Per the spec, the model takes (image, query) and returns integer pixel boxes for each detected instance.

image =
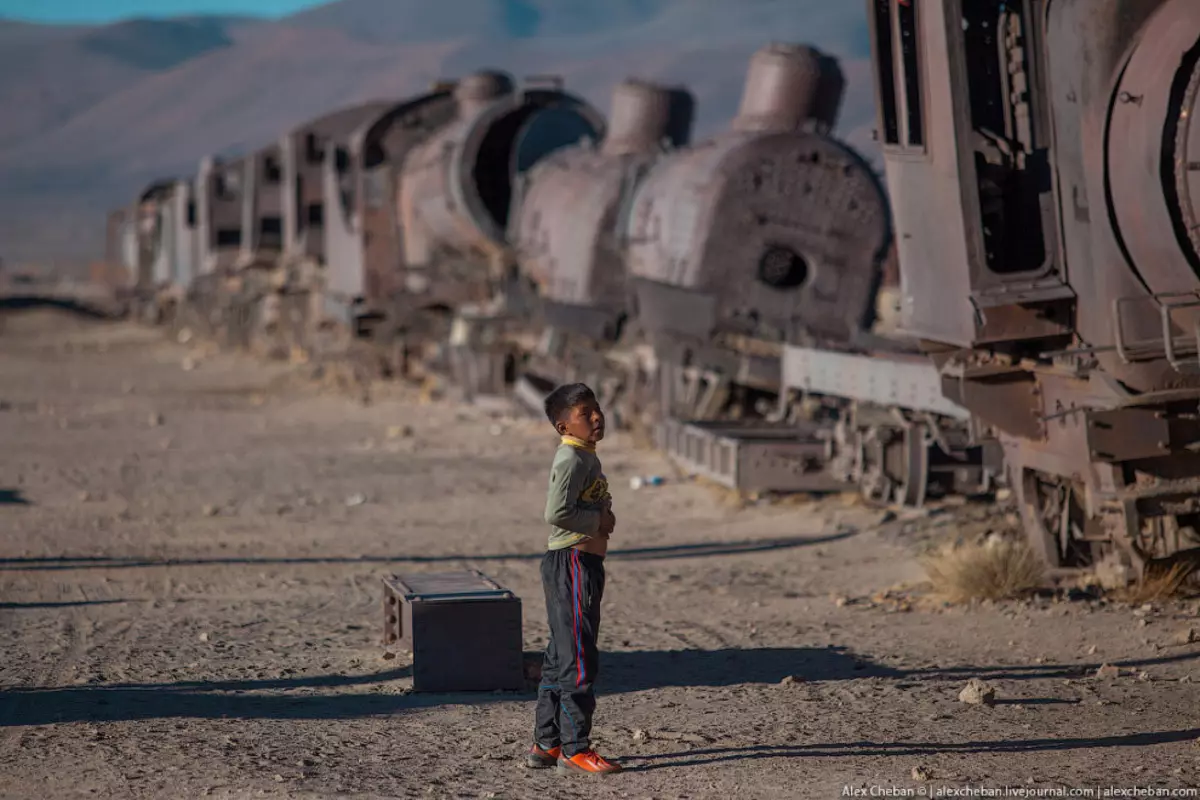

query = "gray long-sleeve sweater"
[543,436,611,550]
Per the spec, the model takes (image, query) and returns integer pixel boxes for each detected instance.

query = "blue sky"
[0,0,327,23]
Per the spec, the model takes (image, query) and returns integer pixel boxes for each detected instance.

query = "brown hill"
[0,0,878,269]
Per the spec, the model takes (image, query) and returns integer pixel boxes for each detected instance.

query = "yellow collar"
[561,435,596,452]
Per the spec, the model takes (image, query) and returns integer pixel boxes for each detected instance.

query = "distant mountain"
[0,0,877,269]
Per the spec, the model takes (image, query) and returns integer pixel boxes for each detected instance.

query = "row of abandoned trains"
[98,0,1200,581]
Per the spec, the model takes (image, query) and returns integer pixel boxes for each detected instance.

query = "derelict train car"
[315,71,605,388]
[113,178,198,324]
[863,0,1200,575]
[509,78,696,423]
[585,42,997,506]
[187,101,396,355]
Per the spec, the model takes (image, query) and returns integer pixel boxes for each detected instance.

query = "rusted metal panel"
[516,149,644,315]
[280,100,395,265]
[781,344,968,420]
[1086,403,1200,462]
[1100,0,1200,377]
[656,418,847,493]
[867,0,976,347]
[625,128,889,347]
[240,144,284,265]
[972,298,1075,344]
[381,571,523,693]
[322,91,459,307]
[399,77,604,276]
[863,0,1200,571]
[951,367,1045,441]
[871,0,1074,344]
[514,80,693,332]
[732,42,844,135]
[1086,408,1173,463]
[602,79,693,156]
[196,154,246,274]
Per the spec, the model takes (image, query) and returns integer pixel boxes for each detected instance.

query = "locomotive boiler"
[867,0,1200,573]
[389,71,605,393]
[621,41,993,503]
[511,78,695,421]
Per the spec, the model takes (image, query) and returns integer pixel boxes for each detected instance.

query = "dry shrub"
[920,536,1045,603]
[766,491,819,509]
[1113,562,1197,605]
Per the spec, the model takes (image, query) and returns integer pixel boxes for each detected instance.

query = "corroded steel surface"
[515,80,694,331]
[241,143,284,263]
[625,129,889,345]
[733,42,844,134]
[398,78,604,271]
[196,155,247,274]
[322,90,459,306]
[602,80,693,157]
[280,100,394,264]
[868,0,1200,569]
[515,147,638,316]
[1106,1,1200,307]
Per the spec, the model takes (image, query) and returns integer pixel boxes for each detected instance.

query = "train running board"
[656,418,850,494]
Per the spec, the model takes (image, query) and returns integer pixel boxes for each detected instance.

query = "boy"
[527,383,623,775]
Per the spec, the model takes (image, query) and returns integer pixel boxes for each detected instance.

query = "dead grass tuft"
[1113,562,1196,605]
[920,536,1045,603]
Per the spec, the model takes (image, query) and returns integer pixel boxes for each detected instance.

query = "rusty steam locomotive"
[862,0,1200,576]
[103,3,1200,582]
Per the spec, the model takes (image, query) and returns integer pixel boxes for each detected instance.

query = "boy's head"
[544,383,606,445]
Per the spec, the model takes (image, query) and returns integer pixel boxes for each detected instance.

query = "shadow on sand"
[0,295,119,320]
[0,489,31,506]
[1,645,1197,730]
[0,599,131,610]
[620,727,1200,769]
[0,528,858,572]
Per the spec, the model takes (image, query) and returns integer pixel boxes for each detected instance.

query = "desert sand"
[2,307,1199,799]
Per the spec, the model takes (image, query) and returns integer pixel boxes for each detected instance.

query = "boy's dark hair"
[543,383,596,426]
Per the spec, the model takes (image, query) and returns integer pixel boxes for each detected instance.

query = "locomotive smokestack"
[601,79,695,156]
[454,70,515,114]
[732,42,845,134]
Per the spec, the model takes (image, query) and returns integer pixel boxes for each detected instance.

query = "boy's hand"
[599,507,616,535]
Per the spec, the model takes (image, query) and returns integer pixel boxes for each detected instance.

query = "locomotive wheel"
[856,426,895,505]
[854,423,930,508]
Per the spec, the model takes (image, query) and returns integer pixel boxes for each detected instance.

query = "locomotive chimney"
[454,70,515,114]
[601,79,694,156]
[732,42,845,134]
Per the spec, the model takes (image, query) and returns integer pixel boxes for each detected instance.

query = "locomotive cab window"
[305,133,326,165]
[871,0,925,151]
[263,156,282,184]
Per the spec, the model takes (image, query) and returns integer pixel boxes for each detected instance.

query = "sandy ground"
[3,307,1200,800]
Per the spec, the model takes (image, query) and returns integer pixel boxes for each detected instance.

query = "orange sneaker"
[525,744,561,769]
[557,749,623,775]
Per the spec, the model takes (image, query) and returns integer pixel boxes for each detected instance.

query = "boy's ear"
[554,420,568,435]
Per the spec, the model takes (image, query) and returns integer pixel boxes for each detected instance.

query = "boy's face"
[556,397,606,445]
